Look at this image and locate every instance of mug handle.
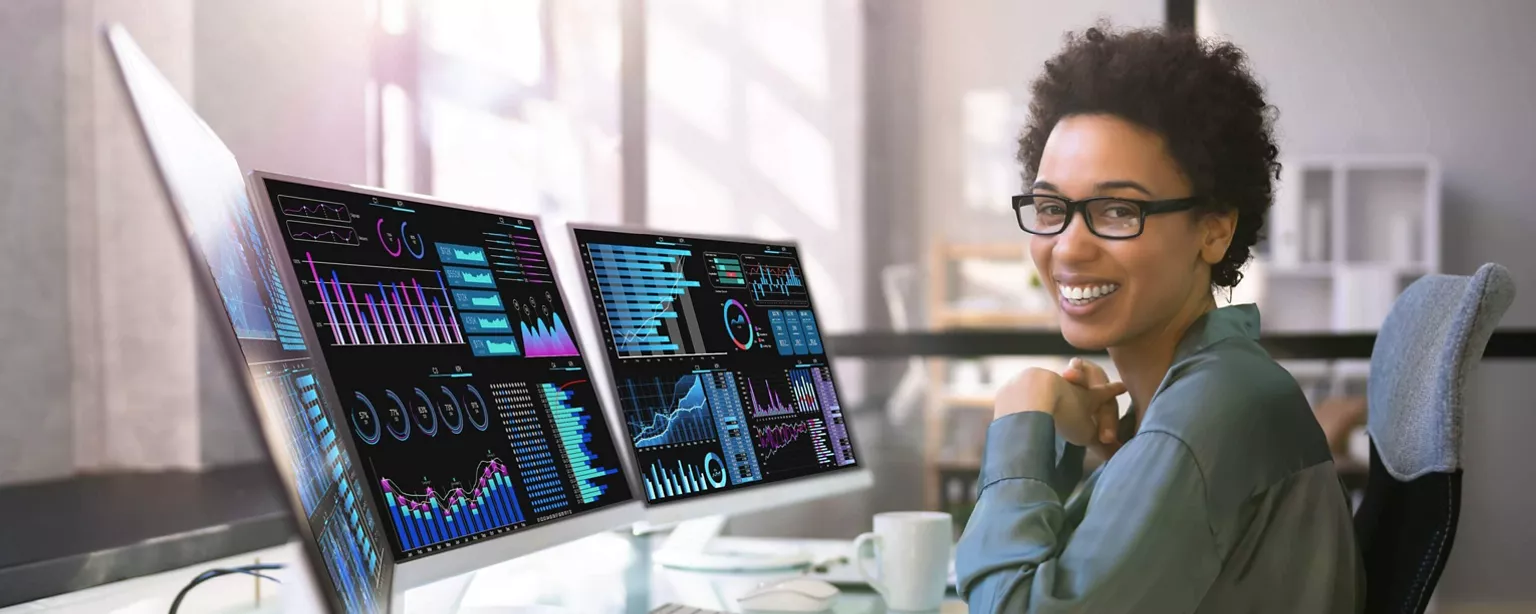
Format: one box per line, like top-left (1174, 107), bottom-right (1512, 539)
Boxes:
top-left (852, 532), bottom-right (889, 598)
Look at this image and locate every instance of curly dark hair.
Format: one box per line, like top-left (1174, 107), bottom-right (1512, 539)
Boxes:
top-left (1019, 24), bottom-right (1280, 288)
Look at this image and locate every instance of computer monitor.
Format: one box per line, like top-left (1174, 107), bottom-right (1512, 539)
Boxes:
top-left (247, 173), bottom-right (644, 593)
top-left (567, 224), bottom-right (873, 570)
top-left (105, 25), bottom-right (392, 613)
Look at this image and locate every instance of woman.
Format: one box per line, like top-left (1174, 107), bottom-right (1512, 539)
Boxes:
top-left (955, 25), bottom-right (1363, 613)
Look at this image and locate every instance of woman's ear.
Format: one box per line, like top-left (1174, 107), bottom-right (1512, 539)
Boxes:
top-left (1200, 209), bottom-right (1237, 265)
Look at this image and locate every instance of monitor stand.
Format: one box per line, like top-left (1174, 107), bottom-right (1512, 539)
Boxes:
top-left (650, 515), bottom-right (816, 572)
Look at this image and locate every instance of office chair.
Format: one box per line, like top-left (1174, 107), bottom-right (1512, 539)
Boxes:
top-left (1355, 263), bottom-right (1515, 614)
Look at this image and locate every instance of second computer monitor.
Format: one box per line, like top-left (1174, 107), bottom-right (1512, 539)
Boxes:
top-left (570, 226), bottom-right (867, 523)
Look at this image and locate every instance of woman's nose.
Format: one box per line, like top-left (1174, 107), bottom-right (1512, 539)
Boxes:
top-left (1052, 212), bottom-right (1101, 264)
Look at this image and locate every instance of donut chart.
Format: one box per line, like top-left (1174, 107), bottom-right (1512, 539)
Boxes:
top-left (465, 385), bottom-right (490, 432)
top-left (703, 451), bottom-right (728, 488)
top-left (438, 386), bottom-right (465, 435)
top-left (411, 387), bottom-right (440, 437)
top-left (351, 391), bottom-right (382, 445)
top-left (723, 298), bottom-right (754, 350)
top-left (383, 389), bottom-right (411, 441)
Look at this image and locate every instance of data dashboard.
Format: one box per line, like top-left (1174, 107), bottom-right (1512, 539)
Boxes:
top-left (571, 228), bottom-right (858, 505)
top-left (261, 179), bottom-right (633, 559)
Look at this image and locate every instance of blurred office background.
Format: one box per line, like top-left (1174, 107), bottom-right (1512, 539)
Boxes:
top-left (1, 0), bottom-right (1533, 610)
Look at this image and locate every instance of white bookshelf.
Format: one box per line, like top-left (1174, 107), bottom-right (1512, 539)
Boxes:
top-left (1256, 154), bottom-right (1442, 333)
top-left (1252, 155), bottom-right (1441, 395)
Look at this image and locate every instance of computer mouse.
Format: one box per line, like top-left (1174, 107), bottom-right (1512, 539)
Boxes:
top-left (736, 577), bottom-right (840, 613)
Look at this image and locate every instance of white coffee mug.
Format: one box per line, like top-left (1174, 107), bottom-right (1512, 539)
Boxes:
top-left (852, 511), bottom-right (953, 611)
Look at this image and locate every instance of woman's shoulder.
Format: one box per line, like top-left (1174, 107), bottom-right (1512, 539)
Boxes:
top-left (1140, 336), bottom-right (1331, 474)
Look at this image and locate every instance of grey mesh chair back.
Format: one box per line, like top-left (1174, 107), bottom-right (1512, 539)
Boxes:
top-left (1355, 263), bottom-right (1515, 614)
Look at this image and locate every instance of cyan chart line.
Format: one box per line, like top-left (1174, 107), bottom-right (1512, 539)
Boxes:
top-left (625, 374), bottom-right (716, 448)
top-left (542, 383), bottom-right (619, 505)
top-left (748, 261), bottom-right (804, 303)
top-left (494, 382), bottom-right (570, 514)
top-left (381, 459), bottom-right (526, 551)
top-left (587, 243), bottom-right (705, 355)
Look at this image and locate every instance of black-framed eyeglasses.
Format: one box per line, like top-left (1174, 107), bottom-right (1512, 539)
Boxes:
top-left (1011, 193), bottom-right (1204, 239)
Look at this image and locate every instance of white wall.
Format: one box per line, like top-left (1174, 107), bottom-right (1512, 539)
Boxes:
top-left (1202, 0), bottom-right (1536, 606)
top-left (0, 0), bottom-right (74, 486)
top-left (645, 0), bottom-right (865, 339)
top-left (192, 0), bottom-right (371, 467)
top-left (0, 0), bottom-right (373, 485)
top-left (917, 0), bottom-right (1163, 248)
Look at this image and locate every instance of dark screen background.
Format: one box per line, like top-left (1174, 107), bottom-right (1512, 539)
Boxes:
top-left (263, 179), bottom-right (634, 560)
top-left (571, 228), bottom-right (859, 506)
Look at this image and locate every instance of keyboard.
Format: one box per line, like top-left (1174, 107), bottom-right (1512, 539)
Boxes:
top-left (649, 605), bottom-right (727, 614)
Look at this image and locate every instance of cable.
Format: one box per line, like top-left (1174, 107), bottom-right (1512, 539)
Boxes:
top-left (168, 563), bottom-right (286, 614)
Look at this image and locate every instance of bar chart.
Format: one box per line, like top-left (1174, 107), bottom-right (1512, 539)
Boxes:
top-left (586, 243), bottom-right (708, 357)
top-left (494, 382), bottom-right (570, 515)
top-left (542, 382), bottom-right (620, 505)
top-left (380, 459), bottom-right (527, 552)
top-left (642, 452), bottom-right (729, 501)
top-left (304, 252), bottom-right (465, 348)
top-left (256, 365), bottom-right (338, 516)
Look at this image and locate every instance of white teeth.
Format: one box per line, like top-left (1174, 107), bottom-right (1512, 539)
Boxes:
top-left (1060, 284), bottom-right (1120, 305)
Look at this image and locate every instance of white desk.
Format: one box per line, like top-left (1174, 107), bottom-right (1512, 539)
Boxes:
top-left (2, 534), bottom-right (966, 614)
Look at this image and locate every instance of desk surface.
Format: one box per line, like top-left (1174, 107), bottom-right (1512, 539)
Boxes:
top-left (2, 533), bottom-right (967, 614)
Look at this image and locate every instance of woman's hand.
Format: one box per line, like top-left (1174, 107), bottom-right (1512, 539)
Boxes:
top-left (994, 366), bottom-right (1125, 447)
top-left (1062, 358), bottom-right (1127, 460)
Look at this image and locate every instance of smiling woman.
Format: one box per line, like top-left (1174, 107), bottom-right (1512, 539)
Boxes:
top-left (955, 23), bottom-right (1364, 614)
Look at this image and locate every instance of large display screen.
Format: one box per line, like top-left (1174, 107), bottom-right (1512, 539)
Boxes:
top-left (571, 228), bottom-right (858, 505)
top-left (261, 179), bottom-right (634, 559)
top-left (110, 29), bottom-right (392, 612)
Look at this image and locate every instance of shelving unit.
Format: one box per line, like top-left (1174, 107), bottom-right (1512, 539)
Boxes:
top-left (1261, 154), bottom-right (1441, 333)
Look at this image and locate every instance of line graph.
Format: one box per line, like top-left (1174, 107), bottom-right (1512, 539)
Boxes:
top-left (747, 377), bottom-right (795, 417)
top-left (743, 254), bottom-right (808, 307)
top-left (304, 253), bottom-right (465, 347)
top-left (278, 195), bottom-right (352, 223)
top-left (586, 243), bottom-right (709, 357)
top-left (288, 220), bottom-right (360, 246)
top-left (380, 459), bottom-right (526, 552)
top-left (753, 420), bottom-right (810, 460)
top-left (623, 374), bottom-right (717, 448)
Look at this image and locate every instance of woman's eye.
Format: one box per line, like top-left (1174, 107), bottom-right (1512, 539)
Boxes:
top-left (1104, 205), bottom-right (1137, 218)
top-left (1038, 205), bottom-right (1066, 216)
